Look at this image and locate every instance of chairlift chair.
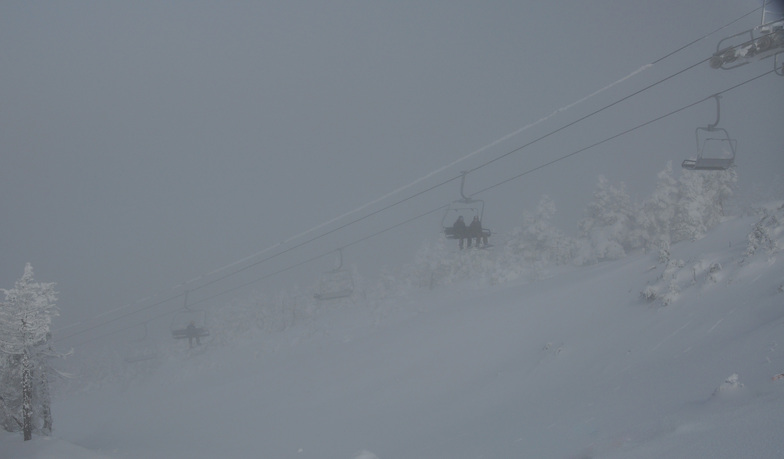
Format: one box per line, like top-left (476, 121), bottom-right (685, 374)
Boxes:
top-left (441, 203), bottom-right (485, 239)
top-left (681, 135), bottom-right (737, 171)
top-left (441, 171), bottom-right (491, 241)
top-left (314, 249), bottom-right (355, 301)
top-left (709, 1), bottom-right (784, 73)
top-left (170, 291), bottom-right (210, 342)
top-left (682, 95), bottom-right (737, 171)
top-left (123, 321), bottom-right (159, 363)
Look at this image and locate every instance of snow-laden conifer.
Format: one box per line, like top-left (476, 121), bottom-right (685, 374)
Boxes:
top-left (507, 195), bottom-right (578, 267)
top-left (638, 162), bottom-right (679, 250)
top-left (579, 176), bottom-right (638, 261)
top-left (0, 264), bottom-right (61, 440)
top-left (673, 168), bottom-right (736, 242)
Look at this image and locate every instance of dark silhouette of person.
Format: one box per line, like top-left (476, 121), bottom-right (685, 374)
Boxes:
top-left (468, 216), bottom-right (488, 248)
top-left (452, 215), bottom-right (467, 249)
top-left (185, 320), bottom-right (201, 348)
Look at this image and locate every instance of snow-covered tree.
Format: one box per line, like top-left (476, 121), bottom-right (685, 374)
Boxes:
top-left (0, 263), bottom-right (60, 440)
top-left (673, 168), bottom-right (736, 242)
top-left (508, 195), bottom-right (578, 267)
top-left (638, 162), bottom-right (679, 250)
top-left (743, 204), bottom-right (782, 262)
top-left (579, 176), bottom-right (640, 262)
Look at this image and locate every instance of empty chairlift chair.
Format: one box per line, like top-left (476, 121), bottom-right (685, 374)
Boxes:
top-left (682, 95), bottom-right (737, 171)
top-left (314, 249), bottom-right (355, 301)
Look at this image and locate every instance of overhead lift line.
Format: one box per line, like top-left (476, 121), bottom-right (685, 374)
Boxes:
top-left (58, 66), bottom-right (774, 349)
top-left (53, 7), bottom-right (765, 346)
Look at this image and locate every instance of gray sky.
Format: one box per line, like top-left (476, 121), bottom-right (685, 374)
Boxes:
top-left (2, 1), bottom-right (782, 346)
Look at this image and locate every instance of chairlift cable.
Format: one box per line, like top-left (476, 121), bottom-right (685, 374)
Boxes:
top-left (58, 66), bottom-right (773, 348)
top-left (52, 8), bottom-right (764, 346)
top-left (64, 64), bottom-right (771, 346)
top-left (46, 58), bottom-right (722, 344)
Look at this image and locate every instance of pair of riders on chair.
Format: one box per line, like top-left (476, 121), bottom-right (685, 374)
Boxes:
top-left (452, 215), bottom-right (488, 249)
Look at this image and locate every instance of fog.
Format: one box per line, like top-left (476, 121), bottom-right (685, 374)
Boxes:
top-left (2, 1), bottom-right (782, 353)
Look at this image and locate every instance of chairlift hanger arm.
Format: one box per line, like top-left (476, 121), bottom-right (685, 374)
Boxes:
top-left (693, 95), bottom-right (728, 147)
top-left (182, 289), bottom-right (191, 312)
top-left (458, 171), bottom-right (470, 201)
top-left (335, 248), bottom-right (344, 271)
top-left (707, 94), bottom-right (721, 130)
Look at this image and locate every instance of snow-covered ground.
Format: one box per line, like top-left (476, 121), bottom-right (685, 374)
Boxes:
top-left (3, 205), bottom-right (784, 458)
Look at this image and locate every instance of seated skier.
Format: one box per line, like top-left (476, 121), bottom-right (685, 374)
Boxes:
top-left (468, 216), bottom-right (488, 248)
top-left (452, 215), bottom-right (468, 249)
top-left (185, 320), bottom-right (201, 348)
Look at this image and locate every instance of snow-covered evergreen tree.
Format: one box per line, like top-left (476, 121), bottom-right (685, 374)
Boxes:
top-left (638, 162), bottom-right (679, 250)
top-left (743, 204), bottom-right (782, 262)
top-left (579, 176), bottom-right (640, 262)
top-left (673, 168), bottom-right (736, 242)
top-left (507, 195), bottom-right (578, 267)
top-left (0, 263), bottom-right (60, 440)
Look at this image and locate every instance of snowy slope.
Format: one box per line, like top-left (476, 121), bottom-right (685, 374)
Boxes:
top-left (4, 208), bottom-right (784, 458)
